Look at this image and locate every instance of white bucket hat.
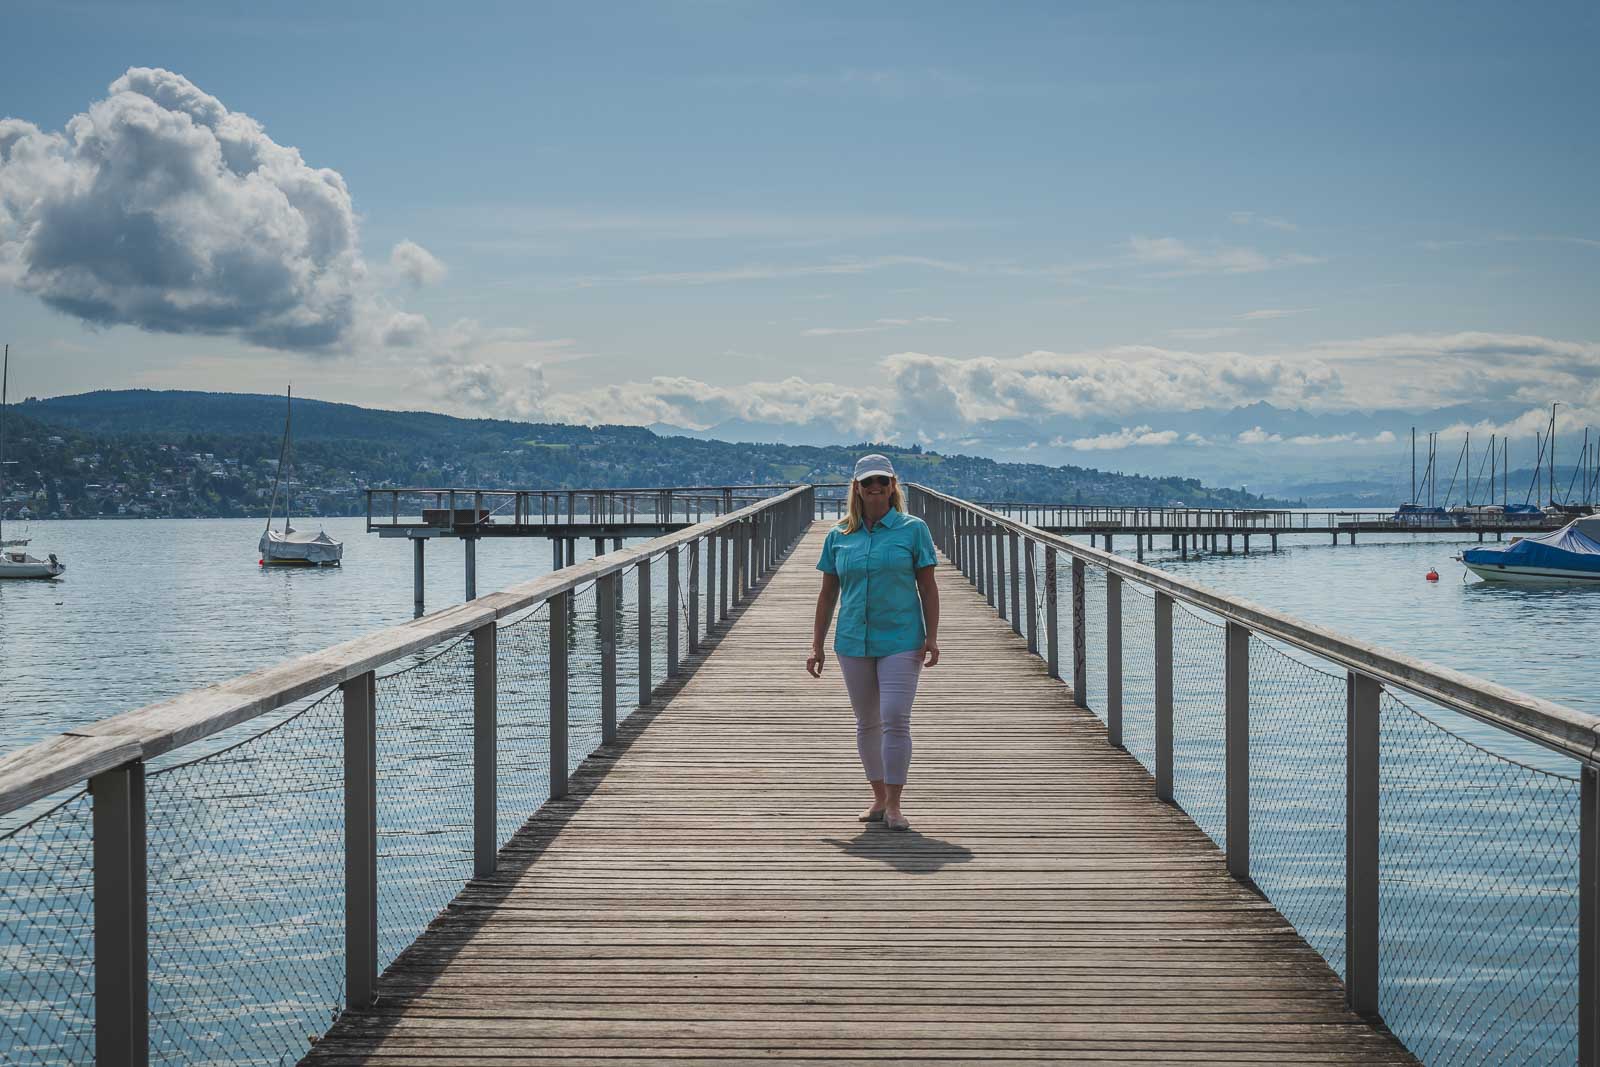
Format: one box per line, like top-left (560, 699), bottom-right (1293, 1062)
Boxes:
top-left (852, 453), bottom-right (896, 481)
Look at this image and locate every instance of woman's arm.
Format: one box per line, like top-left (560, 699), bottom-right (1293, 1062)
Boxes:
top-left (807, 573), bottom-right (840, 677)
top-left (915, 565), bottom-right (940, 667)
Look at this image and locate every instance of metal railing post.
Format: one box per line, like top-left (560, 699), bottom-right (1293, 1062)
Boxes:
top-left (1346, 670), bottom-right (1380, 1017)
top-left (1072, 558), bottom-right (1087, 706)
top-left (688, 540), bottom-right (701, 654)
top-left (91, 760), bottom-right (148, 1067)
top-left (1582, 763), bottom-right (1599, 1062)
top-left (549, 592), bottom-right (570, 799)
top-left (719, 532), bottom-right (730, 620)
top-left (342, 670), bottom-right (377, 1009)
top-left (1225, 621), bottom-right (1250, 882)
top-left (1045, 547), bottom-right (1060, 680)
top-left (473, 622), bottom-right (497, 877)
top-left (1008, 532), bottom-right (1022, 635)
top-left (1106, 573), bottom-right (1123, 748)
top-left (996, 527), bottom-right (1008, 619)
top-left (1023, 538), bottom-right (1038, 654)
top-left (667, 547), bottom-right (681, 678)
top-left (706, 534), bottom-right (718, 633)
top-left (638, 557), bottom-right (654, 706)
top-left (972, 524), bottom-right (985, 604)
top-left (1154, 591), bottom-right (1173, 801)
top-left (599, 573), bottom-right (618, 743)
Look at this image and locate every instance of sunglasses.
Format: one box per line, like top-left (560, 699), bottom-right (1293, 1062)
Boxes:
top-left (858, 476), bottom-right (893, 488)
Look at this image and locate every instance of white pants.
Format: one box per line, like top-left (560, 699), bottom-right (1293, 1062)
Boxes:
top-left (837, 650), bottom-right (923, 786)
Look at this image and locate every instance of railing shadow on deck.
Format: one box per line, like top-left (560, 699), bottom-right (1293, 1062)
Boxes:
top-left (323, 554), bottom-right (797, 1058)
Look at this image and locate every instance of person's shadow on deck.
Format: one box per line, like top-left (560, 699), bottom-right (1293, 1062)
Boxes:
top-left (822, 828), bottom-right (975, 874)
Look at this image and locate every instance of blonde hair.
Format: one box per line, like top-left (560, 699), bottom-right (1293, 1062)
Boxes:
top-left (837, 477), bottom-right (906, 534)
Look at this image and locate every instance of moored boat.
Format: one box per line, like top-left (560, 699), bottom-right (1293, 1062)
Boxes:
top-left (1460, 516), bottom-right (1600, 583)
top-left (1, 539), bottom-right (65, 579)
top-left (260, 386), bottom-right (342, 567)
top-left (0, 345), bottom-right (65, 580)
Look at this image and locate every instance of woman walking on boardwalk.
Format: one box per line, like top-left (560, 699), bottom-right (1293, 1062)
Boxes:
top-left (807, 454), bottom-right (940, 831)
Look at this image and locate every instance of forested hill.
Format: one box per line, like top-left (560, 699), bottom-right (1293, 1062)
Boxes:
top-left (3, 390), bottom-right (1294, 520)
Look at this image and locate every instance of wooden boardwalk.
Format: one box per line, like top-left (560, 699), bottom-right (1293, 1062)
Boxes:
top-left (305, 521), bottom-right (1415, 1065)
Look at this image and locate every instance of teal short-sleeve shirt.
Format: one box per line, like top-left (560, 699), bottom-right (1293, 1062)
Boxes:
top-left (816, 507), bottom-right (937, 657)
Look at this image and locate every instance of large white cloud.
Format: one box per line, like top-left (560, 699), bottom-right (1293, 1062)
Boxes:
top-left (0, 68), bottom-right (442, 352)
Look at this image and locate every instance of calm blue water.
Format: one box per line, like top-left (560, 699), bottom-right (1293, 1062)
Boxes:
top-left (1, 515), bottom-right (1593, 1064)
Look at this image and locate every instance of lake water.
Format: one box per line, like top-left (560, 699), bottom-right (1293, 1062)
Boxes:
top-left (1, 514), bottom-right (1593, 1065)
top-left (2, 518), bottom-right (1591, 756)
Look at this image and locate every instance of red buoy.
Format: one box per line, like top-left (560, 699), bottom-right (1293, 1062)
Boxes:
top-left (1425, 568), bottom-right (1439, 582)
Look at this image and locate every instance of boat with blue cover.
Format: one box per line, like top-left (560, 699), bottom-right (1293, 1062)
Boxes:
top-left (1460, 515), bottom-right (1600, 583)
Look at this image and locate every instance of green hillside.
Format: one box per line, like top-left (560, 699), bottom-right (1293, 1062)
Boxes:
top-left (0, 390), bottom-right (1296, 519)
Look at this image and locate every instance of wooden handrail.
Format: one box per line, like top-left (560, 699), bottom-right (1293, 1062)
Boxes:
top-left (914, 484), bottom-right (1600, 764)
top-left (0, 486), bottom-right (810, 817)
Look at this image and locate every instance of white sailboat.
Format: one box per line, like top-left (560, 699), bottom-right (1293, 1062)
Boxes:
top-left (0, 345), bottom-right (65, 580)
top-left (259, 386), bottom-right (343, 567)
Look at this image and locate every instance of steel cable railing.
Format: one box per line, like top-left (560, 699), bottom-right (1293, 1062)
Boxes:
top-left (1170, 603), bottom-right (1228, 849)
top-left (494, 603), bottom-right (553, 849)
top-left (911, 484), bottom-right (1600, 1066)
top-left (1378, 689), bottom-right (1580, 1064)
top-left (143, 689), bottom-right (347, 1065)
top-left (1247, 635), bottom-right (1349, 979)
top-left (0, 485), bottom-right (815, 1065)
top-left (0, 793), bottom-right (95, 1064)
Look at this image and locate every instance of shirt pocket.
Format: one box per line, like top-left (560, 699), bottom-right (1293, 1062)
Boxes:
top-left (835, 540), bottom-right (868, 578)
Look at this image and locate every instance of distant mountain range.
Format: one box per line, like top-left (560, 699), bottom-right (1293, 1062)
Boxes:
top-left (2, 390), bottom-right (1297, 520)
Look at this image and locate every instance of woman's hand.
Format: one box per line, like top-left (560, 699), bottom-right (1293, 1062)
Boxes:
top-left (806, 645), bottom-right (826, 678)
top-left (923, 639), bottom-right (940, 668)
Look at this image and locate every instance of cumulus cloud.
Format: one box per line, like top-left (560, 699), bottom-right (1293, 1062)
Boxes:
top-left (0, 68), bottom-right (367, 349)
top-left (1062, 426), bottom-right (1182, 451)
top-left (540, 375), bottom-right (889, 436)
top-left (390, 240), bottom-right (446, 287)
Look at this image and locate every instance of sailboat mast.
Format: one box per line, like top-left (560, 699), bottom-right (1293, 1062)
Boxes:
top-left (285, 385), bottom-right (293, 530)
top-left (1411, 427), bottom-right (1416, 505)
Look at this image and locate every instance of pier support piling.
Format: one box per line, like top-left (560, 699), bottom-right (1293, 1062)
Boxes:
top-left (464, 537), bottom-right (477, 601)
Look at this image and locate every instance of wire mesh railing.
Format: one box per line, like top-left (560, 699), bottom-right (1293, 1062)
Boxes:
top-left (912, 484), bottom-right (1600, 1066)
top-left (0, 485), bottom-right (814, 1065)
top-left (0, 793), bottom-right (96, 1064)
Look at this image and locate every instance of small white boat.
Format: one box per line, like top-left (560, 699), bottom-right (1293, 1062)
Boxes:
top-left (0, 345), bottom-right (64, 580)
top-left (260, 526), bottom-right (343, 567)
top-left (260, 386), bottom-right (342, 568)
top-left (1, 538), bottom-right (65, 579)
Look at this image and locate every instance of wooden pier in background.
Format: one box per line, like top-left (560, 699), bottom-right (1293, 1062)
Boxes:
top-left (304, 522), bottom-right (1414, 1065)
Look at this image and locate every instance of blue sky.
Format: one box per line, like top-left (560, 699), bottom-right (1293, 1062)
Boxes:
top-left (1, 1), bottom-right (1596, 486)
